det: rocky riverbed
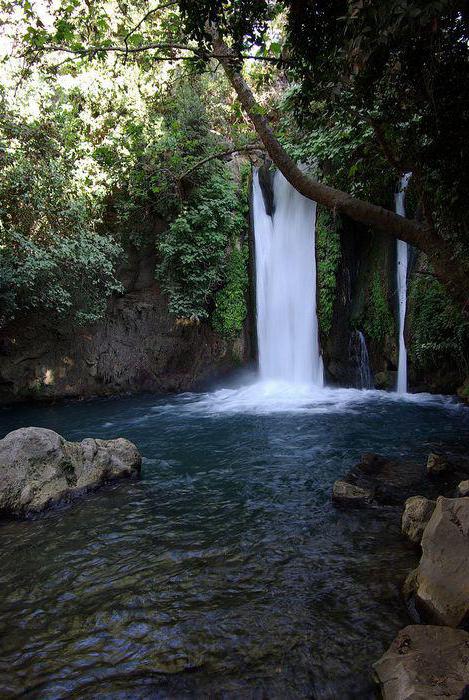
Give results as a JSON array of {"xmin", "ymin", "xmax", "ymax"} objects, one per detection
[{"xmin": 333, "ymin": 451, "xmax": 469, "ymax": 699}]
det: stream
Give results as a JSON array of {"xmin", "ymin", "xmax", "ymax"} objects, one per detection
[{"xmin": 0, "ymin": 380, "xmax": 468, "ymax": 698}]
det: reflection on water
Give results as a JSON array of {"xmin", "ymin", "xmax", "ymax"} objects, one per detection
[{"xmin": 0, "ymin": 382, "xmax": 467, "ymax": 698}]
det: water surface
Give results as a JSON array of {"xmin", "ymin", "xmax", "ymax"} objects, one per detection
[{"xmin": 0, "ymin": 382, "xmax": 467, "ymax": 698}]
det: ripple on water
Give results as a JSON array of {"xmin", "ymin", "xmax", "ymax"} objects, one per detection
[{"xmin": 0, "ymin": 382, "xmax": 468, "ymax": 698}]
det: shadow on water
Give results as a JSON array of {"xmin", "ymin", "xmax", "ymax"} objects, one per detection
[{"xmin": 0, "ymin": 381, "xmax": 468, "ymax": 698}]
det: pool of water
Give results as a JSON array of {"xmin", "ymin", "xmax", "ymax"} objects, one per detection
[{"xmin": 0, "ymin": 381, "xmax": 467, "ymax": 699}]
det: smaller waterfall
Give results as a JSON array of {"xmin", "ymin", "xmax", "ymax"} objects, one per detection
[
  {"xmin": 395, "ymin": 172, "xmax": 412, "ymax": 394},
  {"xmin": 349, "ymin": 330, "xmax": 373, "ymax": 389}
]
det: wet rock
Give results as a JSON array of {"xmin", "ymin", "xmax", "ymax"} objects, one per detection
[
  {"xmin": 373, "ymin": 624, "xmax": 469, "ymax": 700},
  {"xmin": 458, "ymin": 480, "xmax": 469, "ymax": 497},
  {"xmin": 427, "ymin": 452, "xmax": 450, "ymax": 475},
  {"xmin": 426, "ymin": 452, "xmax": 469, "ymax": 486},
  {"xmin": 333, "ymin": 453, "xmax": 432, "ymax": 508},
  {"xmin": 404, "ymin": 497, "xmax": 469, "ymax": 627},
  {"xmin": 0, "ymin": 427, "xmax": 141, "ymax": 517},
  {"xmin": 401, "ymin": 496, "xmax": 436, "ymax": 544},
  {"xmin": 332, "ymin": 480, "xmax": 373, "ymax": 506}
]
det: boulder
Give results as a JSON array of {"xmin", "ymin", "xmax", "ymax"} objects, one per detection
[
  {"xmin": 457, "ymin": 480, "xmax": 469, "ymax": 497},
  {"xmin": 332, "ymin": 480, "xmax": 373, "ymax": 506},
  {"xmin": 404, "ymin": 497, "xmax": 469, "ymax": 627},
  {"xmin": 373, "ymin": 625, "xmax": 469, "ymax": 700},
  {"xmin": 401, "ymin": 496, "xmax": 436, "ymax": 545},
  {"xmin": 0, "ymin": 427, "xmax": 141, "ymax": 517}
]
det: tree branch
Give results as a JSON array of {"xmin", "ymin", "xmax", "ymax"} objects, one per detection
[
  {"xmin": 31, "ymin": 42, "xmax": 288, "ymax": 64},
  {"xmin": 210, "ymin": 29, "xmax": 429, "ymax": 248},
  {"xmin": 124, "ymin": 2, "xmax": 178, "ymax": 44},
  {"xmin": 179, "ymin": 143, "xmax": 263, "ymax": 180}
]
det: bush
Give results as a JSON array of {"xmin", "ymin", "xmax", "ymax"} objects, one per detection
[{"xmin": 212, "ymin": 244, "xmax": 249, "ymax": 338}]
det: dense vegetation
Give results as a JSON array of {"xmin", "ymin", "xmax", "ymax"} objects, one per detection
[{"xmin": 0, "ymin": 0, "xmax": 467, "ymax": 385}]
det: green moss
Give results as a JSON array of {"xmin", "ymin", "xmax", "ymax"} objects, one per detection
[
  {"xmin": 212, "ymin": 243, "xmax": 249, "ymax": 339},
  {"xmin": 316, "ymin": 209, "xmax": 341, "ymax": 336},
  {"xmin": 364, "ymin": 269, "xmax": 394, "ymax": 343},
  {"xmin": 407, "ymin": 272, "xmax": 469, "ymax": 371}
]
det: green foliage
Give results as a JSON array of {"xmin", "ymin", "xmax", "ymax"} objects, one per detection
[
  {"xmin": 364, "ymin": 270, "xmax": 394, "ymax": 344},
  {"xmin": 212, "ymin": 244, "xmax": 249, "ymax": 338},
  {"xmin": 407, "ymin": 274, "xmax": 469, "ymax": 371},
  {"xmin": 0, "ymin": 102, "xmax": 122, "ymax": 327},
  {"xmin": 282, "ymin": 1, "xmax": 469, "ymax": 258},
  {"xmin": 156, "ymin": 164, "xmax": 247, "ymax": 321},
  {"xmin": 316, "ymin": 209, "xmax": 341, "ymax": 336}
]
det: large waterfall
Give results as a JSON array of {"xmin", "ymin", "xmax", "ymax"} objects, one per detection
[
  {"xmin": 253, "ymin": 169, "xmax": 323, "ymax": 385},
  {"xmin": 395, "ymin": 172, "xmax": 412, "ymax": 394}
]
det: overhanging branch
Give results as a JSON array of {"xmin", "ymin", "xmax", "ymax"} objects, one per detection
[{"xmin": 179, "ymin": 143, "xmax": 263, "ymax": 180}]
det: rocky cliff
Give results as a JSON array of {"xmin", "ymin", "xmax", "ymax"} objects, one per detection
[{"xmin": 0, "ymin": 245, "xmax": 251, "ymax": 403}]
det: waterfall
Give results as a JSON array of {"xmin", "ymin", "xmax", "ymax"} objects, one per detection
[
  {"xmin": 395, "ymin": 172, "xmax": 412, "ymax": 394},
  {"xmin": 253, "ymin": 169, "xmax": 323, "ymax": 385},
  {"xmin": 350, "ymin": 330, "xmax": 373, "ymax": 389}
]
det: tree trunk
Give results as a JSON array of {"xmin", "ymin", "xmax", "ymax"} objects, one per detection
[{"xmin": 212, "ymin": 33, "xmax": 468, "ymax": 309}]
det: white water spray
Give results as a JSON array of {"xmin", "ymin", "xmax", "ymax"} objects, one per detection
[
  {"xmin": 253, "ymin": 169, "xmax": 323, "ymax": 385},
  {"xmin": 395, "ymin": 172, "xmax": 412, "ymax": 394}
]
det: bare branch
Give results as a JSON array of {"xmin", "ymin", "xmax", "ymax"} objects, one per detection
[
  {"xmin": 124, "ymin": 2, "xmax": 178, "ymax": 43},
  {"xmin": 179, "ymin": 143, "xmax": 263, "ymax": 180},
  {"xmin": 28, "ymin": 42, "xmax": 288, "ymax": 64}
]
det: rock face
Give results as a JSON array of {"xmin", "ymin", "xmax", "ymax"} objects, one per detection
[
  {"xmin": 404, "ymin": 497, "xmax": 469, "ymax": 627},
  {"xmin": 0, "ymin": 427, "xmax": 141, "ymax": 517},
  {"xmin": 0, "ymin": 244, "xmax": 251, "ymax": 404},
  {"xmin": 373, "ymin": 625, "xmax": 469, "ymax": 700},
  {"xmin": 401, "ymin": 496, "xmax": 436, "ymax": 544}
]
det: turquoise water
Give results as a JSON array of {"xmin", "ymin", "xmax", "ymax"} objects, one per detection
[{"xmin": 0, "ymin": 381, "xmax": 467, "ymax": 698}]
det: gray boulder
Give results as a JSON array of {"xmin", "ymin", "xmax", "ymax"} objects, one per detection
[
  {"xmin": 404, "ymin": 496, "xmax": 469, "ymax": 627},
  {"xmin": 457, "ymin": 480, "xmax": 469, "ymax": 497},
  {"xmin": 373, "ymin": 624, "xmax": 469, "ymax": 700},
  {"xmin": 0, "ymin": 427, "xmax": 141, "ymax": 517},
  {"xmin": 401, "ymin": 496, "xmax": 436, "ymax": 545}
]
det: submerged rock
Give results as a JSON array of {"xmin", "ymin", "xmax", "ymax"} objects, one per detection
[
  {"xmin": 332, "ymin": 453, "xmax": 432, "ymax": 508},
  {"xmin": 427, "ymin": 452, "xmax": 450, "ymax": 476},
  {"xmin": 404, "ymin": 497, "xmax": 469, "ymax": 627},
  {"xmin": 332, "ymin": 479, "xmax": 373, "ymax": 506},
  {"xmin": 373, "ymin": 625, "xmax": 469, "ymax": 700},
  {"xmin": 401, "ymin": 496, "xmax": 436, "ymax": 545},
  {"xmin": 0, "ymin": 427, "xmax": 141, "ymax": 517},
  {"xmin": 426, "ymin": 452, "xmax": 469, "ymax": 487}
]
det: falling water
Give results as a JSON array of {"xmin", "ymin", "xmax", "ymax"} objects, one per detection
[
  {"xmin": 395, "ymin": 172, "xmax": 412, "ymax": 394},
  {"xmin": 253, "ymin": 169, "xmax": 323, "ymax": 385},
  {"xmin": 350, "ymin": 330, "xmax": 373, "ymax": 389}
]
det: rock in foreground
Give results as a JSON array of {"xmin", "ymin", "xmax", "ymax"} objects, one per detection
[
  {"xmin": 373, "ymin": 625, "xmax": 469, "ymax": 700},
  {"xmin": 401, "ymin": 496, "xmax": 436, "ymax": 545},
  {"xmin": 404, "ymin": 496, "xmax": 469, "ymax": 627},
  {"xmin": 0, "ymin": 427, "xmax": 141, "ymax": 517}
]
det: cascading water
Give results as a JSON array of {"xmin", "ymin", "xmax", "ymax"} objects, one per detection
[
  {"xmin": 349, "ymin": 330, "xmax": 373, "ymax": 389},
  {"xmin": 395, "ymin": 172, "xmax": 412, "ymax": 394},
  {"xmin": 253, "ymin": 169, "xmax": 323, "ymax": 385}
]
